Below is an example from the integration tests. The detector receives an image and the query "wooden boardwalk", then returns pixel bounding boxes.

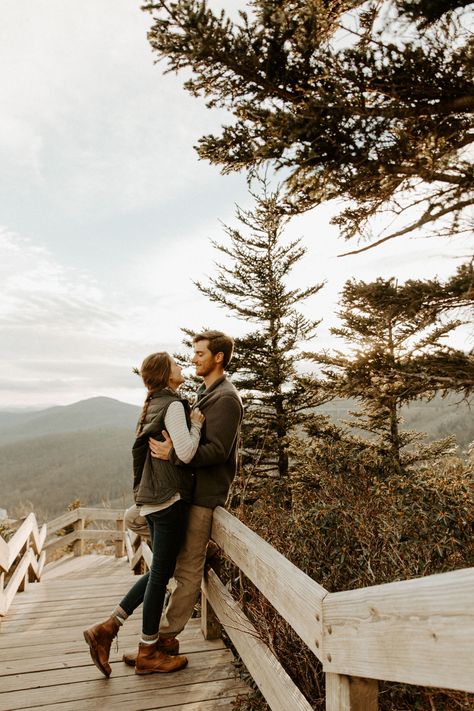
[0,554,248,711]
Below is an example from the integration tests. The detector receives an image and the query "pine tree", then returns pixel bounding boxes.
[195,176,325,483]
[142,0,473,248]
[309,276,474,472]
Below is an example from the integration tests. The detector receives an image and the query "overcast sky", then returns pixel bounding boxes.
[1,1,471,410]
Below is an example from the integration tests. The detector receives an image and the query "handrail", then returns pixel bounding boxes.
[202,506,474,711]
[0,507,152,617]
[0,513,47,616]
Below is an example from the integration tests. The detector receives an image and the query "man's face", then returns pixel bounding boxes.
[192,340,221,378]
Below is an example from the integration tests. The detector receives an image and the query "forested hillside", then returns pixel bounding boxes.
[0,428,134,521]
[322,395,474,452]
[0,397,140,520]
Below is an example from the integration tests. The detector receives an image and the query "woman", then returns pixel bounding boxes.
[83,352,204,677]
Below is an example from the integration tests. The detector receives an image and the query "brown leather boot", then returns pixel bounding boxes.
[122,636,179,666]
[83,616,120,677]
[135,642,188,675]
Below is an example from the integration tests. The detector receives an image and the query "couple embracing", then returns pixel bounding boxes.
[83,330,243,676]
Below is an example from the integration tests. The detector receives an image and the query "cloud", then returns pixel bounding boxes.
[0,230,118,330]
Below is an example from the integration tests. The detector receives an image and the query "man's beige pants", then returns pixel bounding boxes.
[124,503,214,638]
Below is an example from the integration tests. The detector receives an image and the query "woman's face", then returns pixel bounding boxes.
[168,357,185,390]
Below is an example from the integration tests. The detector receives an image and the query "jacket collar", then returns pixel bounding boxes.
[196,374,227,401]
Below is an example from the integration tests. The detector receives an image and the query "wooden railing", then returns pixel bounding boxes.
[0,507,147,617]
[202,507,474,711]
[2,505,473,711]
[45,507,126,558]
[0,513,47,616]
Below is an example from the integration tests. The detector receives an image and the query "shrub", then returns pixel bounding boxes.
[231,430,474,710]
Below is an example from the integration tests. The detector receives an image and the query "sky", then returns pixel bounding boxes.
[0,1,472,410]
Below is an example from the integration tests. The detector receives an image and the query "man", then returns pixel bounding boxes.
[123,329,243,664]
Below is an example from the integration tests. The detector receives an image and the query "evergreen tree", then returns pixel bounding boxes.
[142,0,473,248]
[195,177,325,482]
[309,276,474,472]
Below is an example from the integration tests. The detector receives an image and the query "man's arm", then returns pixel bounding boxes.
[150,395,242,466]
[176,396,242,467]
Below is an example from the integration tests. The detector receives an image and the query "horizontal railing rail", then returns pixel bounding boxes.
[202,506,474,711]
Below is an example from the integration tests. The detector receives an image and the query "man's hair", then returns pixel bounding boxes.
[193,330,234,368]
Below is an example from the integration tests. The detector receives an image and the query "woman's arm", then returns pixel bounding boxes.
[163,401,203,463]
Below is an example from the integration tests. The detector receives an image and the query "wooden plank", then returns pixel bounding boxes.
[0,651,236,710]
[46,508,125,537]
[0,549,41,617]
[325,674,379,711]
[73,517,85,557]
[204,568,313,711]
[0,648,233,693]
[0,538,8,572]
[115,517,125,558]
[45,509,81,535]
[35,678,248,711]
[211,506,326,661]
[326,673,351,711]
[0,638,226,674]
[201,591,222,640]
[5,515,40,567]
[78,508,126,521]
[45,529,124,555]
[0,620,204,658]
[323,566,474,692]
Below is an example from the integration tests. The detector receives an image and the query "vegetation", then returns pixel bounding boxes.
[235,433,474,710]
[196,176,324,483]
[308,276,474,472]
[0,428,134,521]
[142,0,473,249]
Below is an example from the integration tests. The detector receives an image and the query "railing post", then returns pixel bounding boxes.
[19,541,30,592]
[201,587,222,639]
[115,516,125,558]
[73,517,84,557]
[326,672,378,711]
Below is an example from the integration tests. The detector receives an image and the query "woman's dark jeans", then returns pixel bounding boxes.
[119,500,188,637]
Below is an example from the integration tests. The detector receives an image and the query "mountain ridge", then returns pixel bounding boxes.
[0,396,141,444]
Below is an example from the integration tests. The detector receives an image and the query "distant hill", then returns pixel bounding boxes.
[0,397,140,444]
[319,394,474,451]
[0,397,141,520]
[0,428,135,521]
[0,394,471,522]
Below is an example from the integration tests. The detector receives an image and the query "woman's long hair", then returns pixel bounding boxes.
[136,352,172,436]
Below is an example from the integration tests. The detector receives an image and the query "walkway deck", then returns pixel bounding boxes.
[0,554,248,711]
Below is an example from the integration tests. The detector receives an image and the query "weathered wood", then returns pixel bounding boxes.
[201,590,222,640]
[325,674,379,711]
[0,549,43,617]
[45,529,124,555]
[115,516,125,558]
[73,517,84,557]
[211,507,327,661]
[34,679,249,711]
[326,673,351,711]
[46,508,126,537]
[45,509,80,535]
[1,514,46,569]
[204,567,313,711]
[323,566,474,692]
[0,553,248,711]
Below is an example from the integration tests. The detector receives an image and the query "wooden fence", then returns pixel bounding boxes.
[1,505,473,711]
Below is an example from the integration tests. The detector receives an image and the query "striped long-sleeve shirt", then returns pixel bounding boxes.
[140,400,202,515]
